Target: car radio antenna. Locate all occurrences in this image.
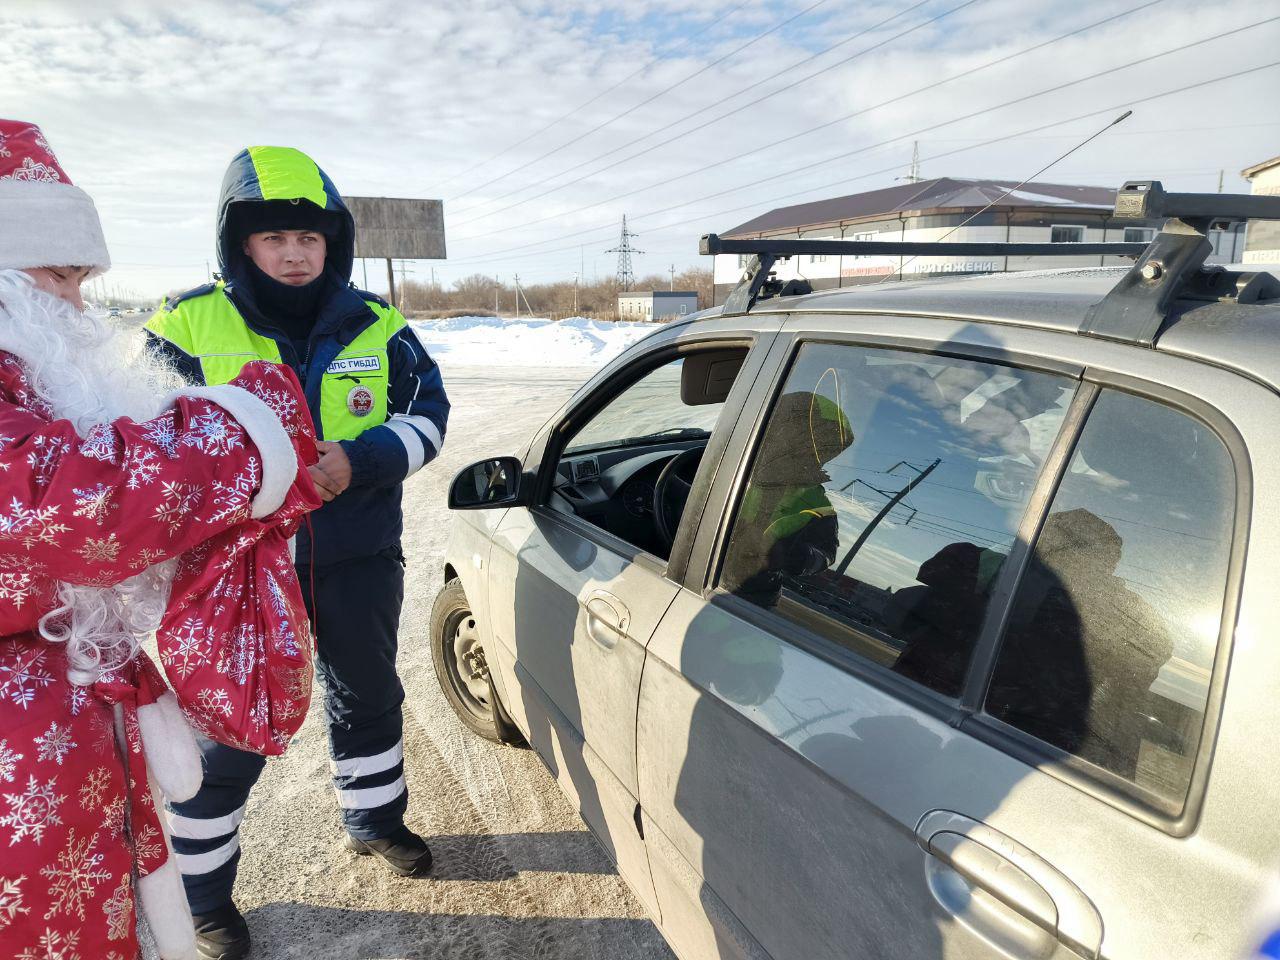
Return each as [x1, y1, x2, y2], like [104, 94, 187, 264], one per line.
[878, 109, 1134, 284]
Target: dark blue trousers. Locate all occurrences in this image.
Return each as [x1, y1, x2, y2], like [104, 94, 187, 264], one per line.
[167, 547, 408, 913]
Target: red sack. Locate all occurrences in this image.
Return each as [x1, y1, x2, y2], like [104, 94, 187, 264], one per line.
[156, 363, 322, 754]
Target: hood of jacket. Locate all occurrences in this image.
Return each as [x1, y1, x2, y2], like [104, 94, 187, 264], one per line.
[216, 146, 355, 282]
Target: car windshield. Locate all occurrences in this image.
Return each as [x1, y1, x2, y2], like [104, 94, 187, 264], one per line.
[566, 359, 722, 454]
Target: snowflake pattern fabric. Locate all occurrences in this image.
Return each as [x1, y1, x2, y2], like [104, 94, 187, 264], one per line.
[0, 357, 321, 956]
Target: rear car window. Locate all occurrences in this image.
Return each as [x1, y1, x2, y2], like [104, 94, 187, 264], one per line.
[985, 389, 1234, 810]
[719, 342, 1074, 698]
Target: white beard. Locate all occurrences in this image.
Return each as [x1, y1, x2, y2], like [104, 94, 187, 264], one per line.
[0, 269, 183, 684]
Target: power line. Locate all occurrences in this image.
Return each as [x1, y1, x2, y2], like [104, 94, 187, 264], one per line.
[440, 58, 1280, 269]
[451, 0, 1159, 230]
[432, 0, 755, 195]
[455, 7, 1262, 244]
[451, 0, 947, 220]
[881, 109, 1135, 282]
[447, 0, 833, 205]
[448, 13, 1269, 253]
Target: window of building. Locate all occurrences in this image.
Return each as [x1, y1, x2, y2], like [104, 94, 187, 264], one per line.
[985, 390, 1233, 809]
[851, 231, 877, 259]
[1123, 226, 1156, 244]
[719, 342, 1074, 699]
[809, 254, 828, 264]
[738, 254, 751, 269]
[1051, 225, 1086, 244]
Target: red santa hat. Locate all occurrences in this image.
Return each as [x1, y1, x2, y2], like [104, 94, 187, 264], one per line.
[0, 120, 111, 279]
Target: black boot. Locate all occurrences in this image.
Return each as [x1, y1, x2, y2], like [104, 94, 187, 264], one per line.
[192, 901, 251, 960]
[343, 824, 434, 877]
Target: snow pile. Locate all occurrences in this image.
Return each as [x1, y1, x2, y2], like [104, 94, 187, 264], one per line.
[411, 315, 659, 368]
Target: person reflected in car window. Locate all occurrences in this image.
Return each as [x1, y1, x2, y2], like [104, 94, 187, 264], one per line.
[988, 508, 1171, 779]
[887, 540, 1005, 696]
[724, 390, 853, 607]
[961, 377, 1066, 465]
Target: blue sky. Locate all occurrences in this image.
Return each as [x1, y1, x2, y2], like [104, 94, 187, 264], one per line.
[4, 0, 1278, 299]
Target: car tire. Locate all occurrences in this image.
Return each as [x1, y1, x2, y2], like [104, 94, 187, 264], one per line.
[430, 579, 524, 745]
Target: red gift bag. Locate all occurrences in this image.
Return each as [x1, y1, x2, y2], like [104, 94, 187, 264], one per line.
[157, 363, 322, 754]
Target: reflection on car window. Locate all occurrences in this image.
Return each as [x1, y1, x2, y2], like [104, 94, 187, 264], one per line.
[720, 342, 1073, 698]
[567, 359, 723, 454]
[986, 390, 1233, 809]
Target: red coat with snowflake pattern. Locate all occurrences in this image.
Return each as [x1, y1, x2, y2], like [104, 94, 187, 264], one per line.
[0, 354, 319, 959]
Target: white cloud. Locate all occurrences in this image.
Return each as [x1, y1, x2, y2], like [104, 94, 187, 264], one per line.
[2, 0, 1277, 297]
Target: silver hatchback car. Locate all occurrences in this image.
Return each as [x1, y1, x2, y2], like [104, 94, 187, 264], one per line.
[431, 183, 1280, 959]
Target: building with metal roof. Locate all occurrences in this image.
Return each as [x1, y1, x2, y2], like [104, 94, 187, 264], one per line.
[713, 177, 1245, 303]
[1241, 155, 1280, 263]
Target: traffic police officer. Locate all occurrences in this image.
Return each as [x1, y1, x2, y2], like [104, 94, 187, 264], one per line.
[145, 146, 449, 959]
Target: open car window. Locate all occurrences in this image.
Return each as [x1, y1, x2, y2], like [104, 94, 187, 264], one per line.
[552, 349, 748, 561]
[566, 359, 723, 454]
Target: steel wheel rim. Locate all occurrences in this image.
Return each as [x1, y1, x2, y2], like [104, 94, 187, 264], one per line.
[446, 608, 492, 718]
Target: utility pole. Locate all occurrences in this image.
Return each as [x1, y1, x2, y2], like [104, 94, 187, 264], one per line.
[573, 272, 579, 316]
[605, 215, 643, 291]
[835, 459, 941, 576]
[386, 258, 395, 313]
[206, 260, 212, 283]
[1218, 169, 1225, 193]
[514, 274, 520, 321]
[905, 141, 922, 183]
[668, 264, 675, 291]
[495, 275, 500, 317]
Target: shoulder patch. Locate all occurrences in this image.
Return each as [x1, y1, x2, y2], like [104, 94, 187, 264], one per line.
[164, 282, 218, 311]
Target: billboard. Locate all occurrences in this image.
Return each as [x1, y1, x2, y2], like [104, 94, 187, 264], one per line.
[343, 197, 446, 260]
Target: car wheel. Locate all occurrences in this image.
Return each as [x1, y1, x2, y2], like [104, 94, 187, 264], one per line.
[430, 579, 524, 745]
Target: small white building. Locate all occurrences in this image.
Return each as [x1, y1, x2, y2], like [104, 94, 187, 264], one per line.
[713, 177, 1246, 303]
[1241, 155, 1280, 263]
[618, 291, 699, 321]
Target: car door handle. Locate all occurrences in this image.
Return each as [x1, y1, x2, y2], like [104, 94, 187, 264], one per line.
[916, 810, 1103, 959]
[584, 590, 630, 650]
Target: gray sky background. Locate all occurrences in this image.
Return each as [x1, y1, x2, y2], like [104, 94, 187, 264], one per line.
[4, 0, 1278, 300]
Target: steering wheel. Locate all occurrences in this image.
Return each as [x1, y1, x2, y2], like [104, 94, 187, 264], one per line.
[654, 446, 705, 551]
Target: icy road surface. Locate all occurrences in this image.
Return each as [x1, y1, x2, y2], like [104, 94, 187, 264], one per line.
[234, 366, 676, 960]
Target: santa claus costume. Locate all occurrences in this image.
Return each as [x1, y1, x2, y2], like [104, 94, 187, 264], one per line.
[0, 122, 321, 959]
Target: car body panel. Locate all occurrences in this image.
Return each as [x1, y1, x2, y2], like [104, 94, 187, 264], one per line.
[474, 319, 785, 924]
[486, 507, 673, 913]
[439, 268, 1280, 960]
[636, 310, 1280, 960]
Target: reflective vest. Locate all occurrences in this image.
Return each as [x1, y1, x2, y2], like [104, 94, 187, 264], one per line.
[147, 282, 404, 441]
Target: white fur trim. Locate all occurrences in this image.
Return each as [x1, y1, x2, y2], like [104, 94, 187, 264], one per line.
[164, 383, 297, 518]
[137, 694, 203, 803]
[138, 857, 199, 960]
[0, 179, 111, 278]
[143, 777, 198, 959]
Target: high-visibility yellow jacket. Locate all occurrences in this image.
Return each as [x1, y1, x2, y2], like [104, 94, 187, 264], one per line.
[146, 145, 448, 565]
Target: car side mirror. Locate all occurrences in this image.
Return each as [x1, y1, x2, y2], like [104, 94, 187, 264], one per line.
[449, 457, 526, 510]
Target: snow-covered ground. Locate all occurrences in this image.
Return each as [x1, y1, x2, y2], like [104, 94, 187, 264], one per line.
[412, 315, 660, 368]
[231, 365, 674, 960]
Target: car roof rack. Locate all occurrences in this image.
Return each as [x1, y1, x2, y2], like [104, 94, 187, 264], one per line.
[703, 180, 1280, 345]
[700, 235, 1148, 315]
[1081, 181, 1280, 346]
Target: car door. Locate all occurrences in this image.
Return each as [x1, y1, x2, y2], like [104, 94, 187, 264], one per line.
[638, 314, 1274, 960]
[485, 323, 779, 915]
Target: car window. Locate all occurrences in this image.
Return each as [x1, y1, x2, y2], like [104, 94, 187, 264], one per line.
[985, 390, 1234, 809]
[719, 342, 1075, 698]
[567, 359, 723, 454]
